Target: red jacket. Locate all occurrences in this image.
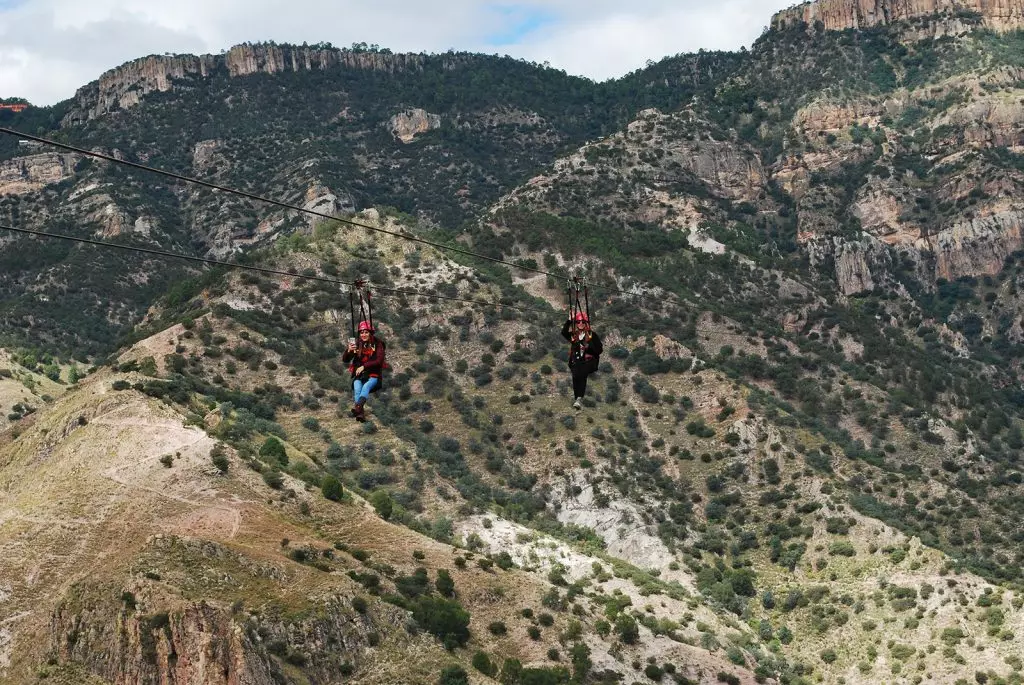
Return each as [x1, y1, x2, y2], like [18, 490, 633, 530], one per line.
[342, 338, 386, 382]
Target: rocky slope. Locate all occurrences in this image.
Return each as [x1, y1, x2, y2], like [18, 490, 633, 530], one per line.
[4, 212, 1024, 684]
[772, 0, 1024, 32]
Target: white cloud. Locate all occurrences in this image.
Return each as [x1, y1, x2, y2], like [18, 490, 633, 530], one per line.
[0, 0, 795, 105]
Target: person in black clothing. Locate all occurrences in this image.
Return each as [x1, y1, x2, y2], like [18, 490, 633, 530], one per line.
[561, 311, 603, 410]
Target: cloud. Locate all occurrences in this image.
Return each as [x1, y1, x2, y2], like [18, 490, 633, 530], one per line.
[0, 0, 795, 105]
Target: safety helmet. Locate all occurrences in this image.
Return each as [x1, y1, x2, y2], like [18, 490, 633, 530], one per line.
[358, 320, 374, 332]
[574, 312, 589, 324]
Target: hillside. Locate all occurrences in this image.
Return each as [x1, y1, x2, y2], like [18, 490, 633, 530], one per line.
[3, 4, 1024, 684]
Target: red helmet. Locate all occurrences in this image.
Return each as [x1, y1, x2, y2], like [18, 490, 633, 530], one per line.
[358, 321, 374, 332]
[574, 312, 589, 323]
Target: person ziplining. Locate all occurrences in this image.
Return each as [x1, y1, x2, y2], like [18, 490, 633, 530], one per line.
[341, 281, 386, 422]
[561, 277, 603, 411]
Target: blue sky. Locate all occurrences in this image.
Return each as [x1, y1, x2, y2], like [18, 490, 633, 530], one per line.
[484, 5, 559, 46]
[0, 0, 797, 105]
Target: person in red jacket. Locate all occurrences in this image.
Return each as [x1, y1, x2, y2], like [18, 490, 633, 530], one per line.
[561, 311, 603, 410]
[342, 320, 386, 421]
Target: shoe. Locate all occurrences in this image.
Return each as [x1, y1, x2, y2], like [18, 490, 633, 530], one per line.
[573, 398, 582, 411]
[353, 399, 366, 422]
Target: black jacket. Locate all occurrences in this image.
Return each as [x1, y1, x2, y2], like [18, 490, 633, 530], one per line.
[561, 320, 603, 368]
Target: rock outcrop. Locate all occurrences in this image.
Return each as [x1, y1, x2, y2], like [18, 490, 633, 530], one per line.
[772, 0, 1024, 32]
[387, 108, 442, 143]
[45, 538, 389, 685]
[0, 154, 76, 195]
[495, 108, 765, 229]
[805, 234, 895, 295]
[63, 44, 435, 123]
[925, 209, 1024, 279]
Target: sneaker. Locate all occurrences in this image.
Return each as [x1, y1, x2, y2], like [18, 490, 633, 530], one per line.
[573, 398, 582, 411]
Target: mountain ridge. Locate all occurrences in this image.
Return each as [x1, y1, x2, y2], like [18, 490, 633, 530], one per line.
[772, 0, 1024, 32]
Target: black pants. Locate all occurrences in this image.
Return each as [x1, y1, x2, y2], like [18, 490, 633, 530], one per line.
[570, 358, 599, 398]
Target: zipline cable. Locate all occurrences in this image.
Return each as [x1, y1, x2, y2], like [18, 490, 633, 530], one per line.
[0, 127, 644, 300]
[0, 223, 554, 317]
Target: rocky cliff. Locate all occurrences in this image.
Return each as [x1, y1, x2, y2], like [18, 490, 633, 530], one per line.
[0, 153, 76, 195]
[63, 44, 434, 124]
[771, 0, 1024, 32]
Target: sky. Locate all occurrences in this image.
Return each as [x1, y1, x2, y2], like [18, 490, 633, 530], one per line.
[0, 0, 799, 106]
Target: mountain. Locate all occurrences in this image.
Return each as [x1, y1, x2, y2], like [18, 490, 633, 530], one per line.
[4, 2, 1024, 684]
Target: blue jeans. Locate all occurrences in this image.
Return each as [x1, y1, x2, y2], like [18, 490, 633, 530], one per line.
[353, 377, 379, 403]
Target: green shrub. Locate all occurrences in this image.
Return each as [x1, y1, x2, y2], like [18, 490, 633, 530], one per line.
[262, 470, 284, 489]
[614, 614, 639, 644]
[210, 443, 229, 473]
[412, 596, 471, 649]
[321, 475, 343, 501]
[472, 651, 496, 676]
[259, 437, 288, 465]
[370, 490, 394, 520]
[436, 569, 455, 597]
[437, 664, 469, 685]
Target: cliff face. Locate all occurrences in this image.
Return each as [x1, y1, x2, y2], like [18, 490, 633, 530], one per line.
[47, 538, 389, 685]
[495, 108, 766, 231]
[0, 153, 76, 195]
[63, 44, 430, 123]
[771, 0, 1024, 31]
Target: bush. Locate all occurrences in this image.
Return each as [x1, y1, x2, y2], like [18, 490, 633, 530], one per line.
[500, 659, 523, 684]
[488, 620, 507, 636]
[259, 437, 288, 465]
[614, 614, 639, 644]
[262, 470, 284, 489]
[436, 569, 455, 597]
[302, 416, 321, 431]
[370, 490, 394, 520]
[352, 596, 368, 613]
[321, 475, 344, 501]
[472, 651, 496, 676]
[412, 596, 471, 649]
[437, 665, 469, 685]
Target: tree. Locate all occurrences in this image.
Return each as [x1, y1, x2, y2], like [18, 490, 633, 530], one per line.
[321, 475, 343, 501]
